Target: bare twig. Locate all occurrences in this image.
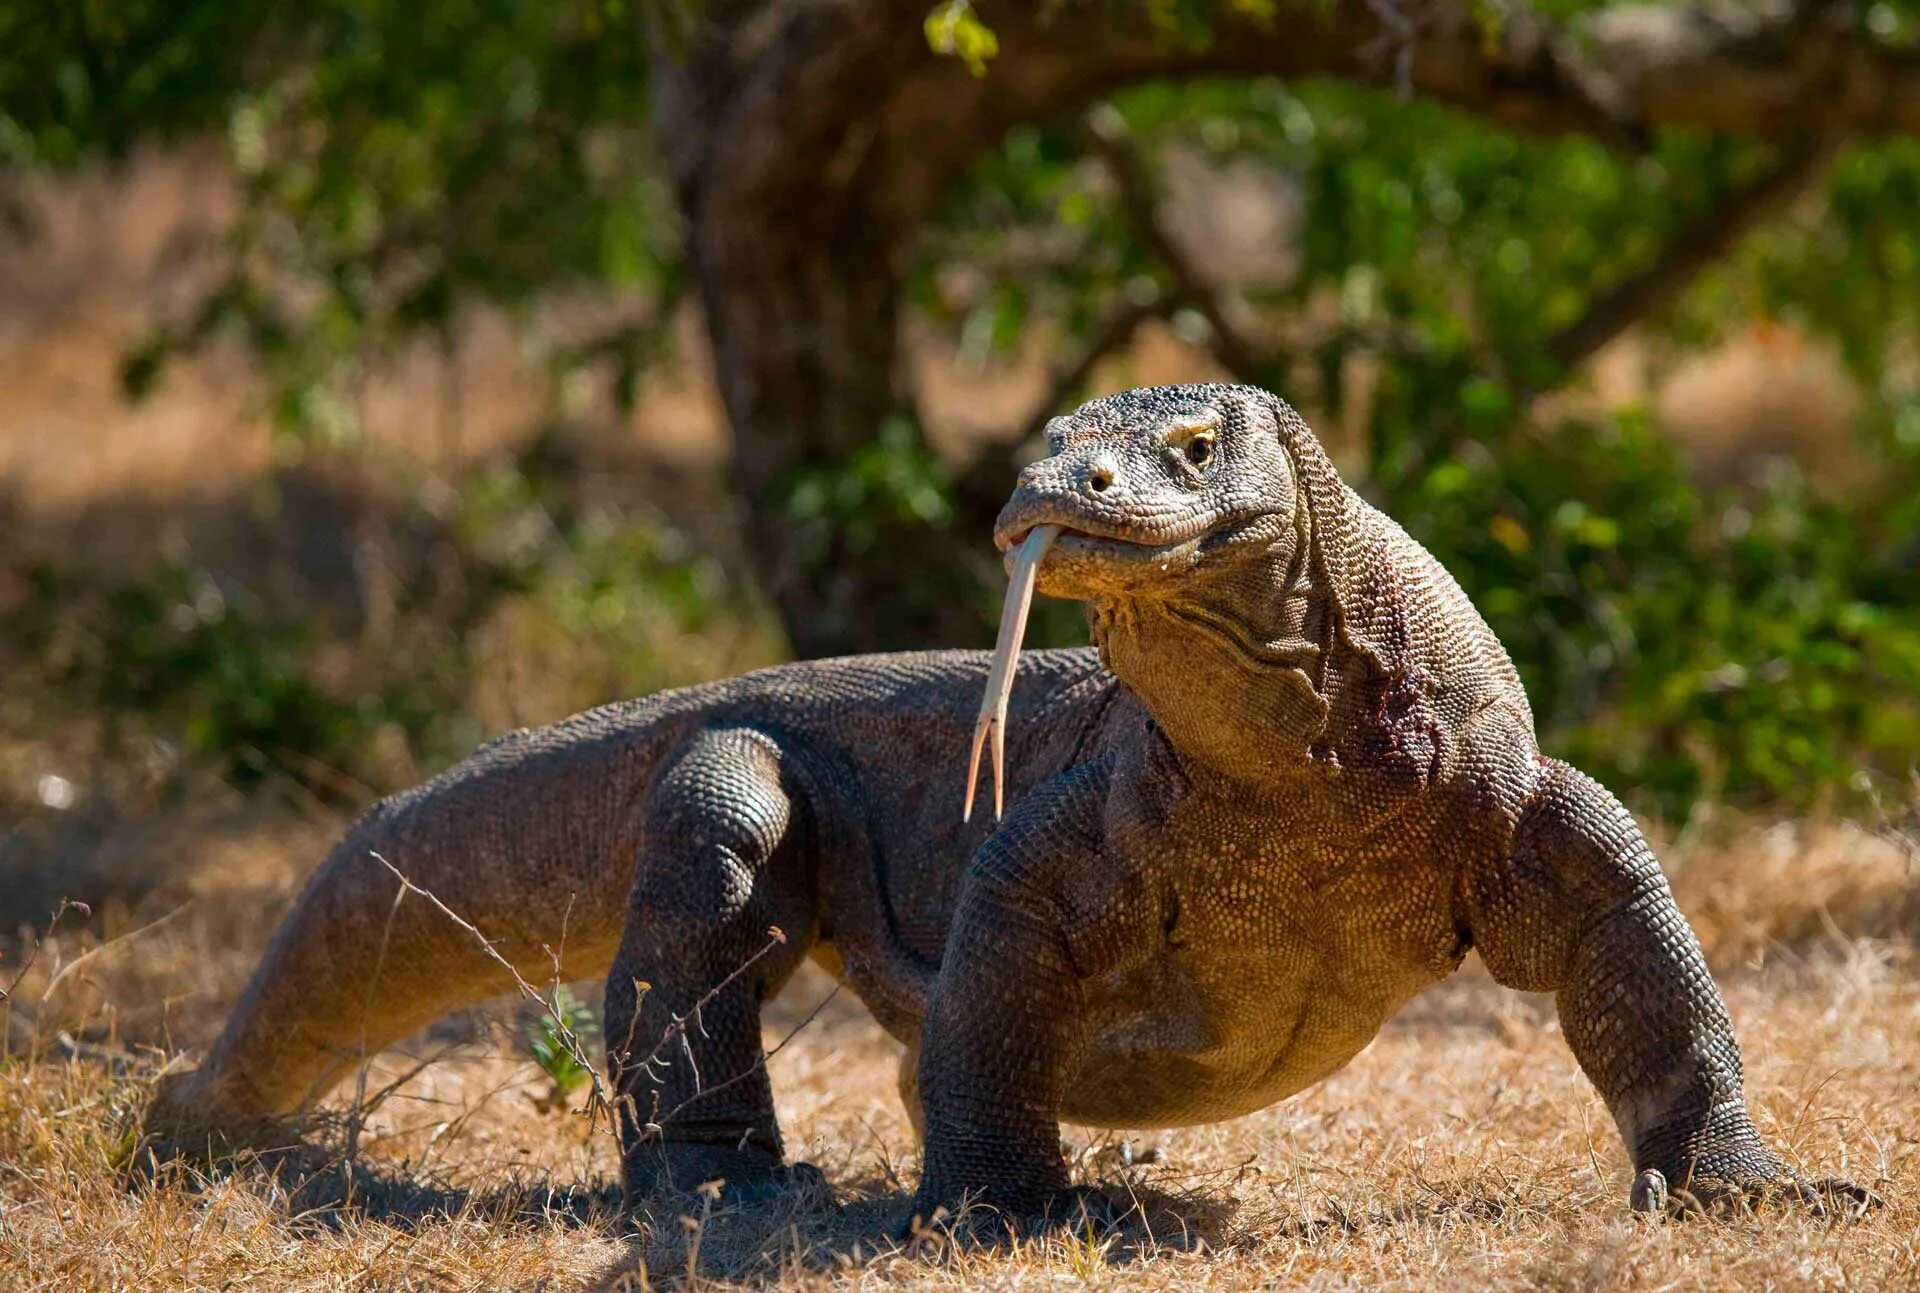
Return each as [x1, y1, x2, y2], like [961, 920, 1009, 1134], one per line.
[342, 877, 413, 1200]
[352, 1042, 470, 1122]
[366, 850, 619, 1136]
[607, 928, 789, 1130]
[0, 899, 91, 1005]
[1, 899, 92, 1045]
[38, 902, 190, 1001]
[953, 108, 1282, 519]
[365, 849, 809, 1159]
[641, 984, 842, 1140]
[1359, 0, 1418, 100]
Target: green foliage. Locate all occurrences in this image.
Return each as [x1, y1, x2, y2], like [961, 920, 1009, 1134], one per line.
[924, 1, 998, 76]
[919, 77, 1920, 814]
[7, 0, 678, 445]
[1259, 88, 1920, 811]
[782, 417, 956, 559]
[455, 452, 785, 701]
[1389, 410, 1920, 812]
[0, 0, 262, 164]
[772, 415, 1004, 649]
[18, 559, 460, 797]
[529, 985, 598, 1099]
[9, 4, 1920, 816]
[1686, 139, 1920, 390]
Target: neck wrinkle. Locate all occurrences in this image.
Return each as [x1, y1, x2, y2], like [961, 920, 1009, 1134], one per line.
[1086, 537, 1338, 787]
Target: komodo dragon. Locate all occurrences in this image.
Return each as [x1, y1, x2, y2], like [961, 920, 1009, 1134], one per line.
[152, 383, 1873, 1223]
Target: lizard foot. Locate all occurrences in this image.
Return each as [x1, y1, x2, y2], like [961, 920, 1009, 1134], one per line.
[626, 1143, 831, 1211]
[900, 1185, 1136, 1246]
[1630, 1166, 1881, 1220]
[1029, 1184, 1134, 1234]
[722, 1161, 830, 1208]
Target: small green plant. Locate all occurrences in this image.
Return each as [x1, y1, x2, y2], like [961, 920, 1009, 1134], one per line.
[528, 986, 599, 1105]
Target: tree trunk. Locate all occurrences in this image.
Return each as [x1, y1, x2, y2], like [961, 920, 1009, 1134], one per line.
[652, 4, 1008, 655]
[654, 0, 1920, 658]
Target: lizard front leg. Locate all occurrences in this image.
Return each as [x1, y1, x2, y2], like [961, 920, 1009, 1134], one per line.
[915, 760, 1160, 1225]
[607, 726, 819, 1208]
[1467, 758, 1875, 1215]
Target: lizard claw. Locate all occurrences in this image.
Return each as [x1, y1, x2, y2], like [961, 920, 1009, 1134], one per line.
[1629, 1168, 1669, 1214]
[962, 523, 1060, 824]
[1630, 1165, 1881, 1220]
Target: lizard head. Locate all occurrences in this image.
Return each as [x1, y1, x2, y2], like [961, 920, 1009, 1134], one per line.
[962, 384, 1390, 815]
[993, 383, 1307, 602]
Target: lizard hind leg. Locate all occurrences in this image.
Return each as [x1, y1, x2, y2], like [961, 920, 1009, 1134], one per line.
[608, 725, 823, 1209]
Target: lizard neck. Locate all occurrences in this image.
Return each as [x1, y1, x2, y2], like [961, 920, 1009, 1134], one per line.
[1090, 541, 1341, 785]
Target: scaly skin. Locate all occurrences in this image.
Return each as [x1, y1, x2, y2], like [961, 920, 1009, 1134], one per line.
[150, 384, 1872, 1224]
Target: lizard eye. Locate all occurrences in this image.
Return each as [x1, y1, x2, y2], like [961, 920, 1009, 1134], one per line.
[1184, 433, 1214, 468]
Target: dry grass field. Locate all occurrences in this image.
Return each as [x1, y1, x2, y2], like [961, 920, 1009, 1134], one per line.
[2, 149, 1917, 1291]
[1, 807, 1916, 1291]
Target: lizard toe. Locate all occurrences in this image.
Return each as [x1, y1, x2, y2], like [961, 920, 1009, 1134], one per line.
[1629, 1168, 1669, 1215]
[1632, 1165, 1879, 1220]
[1038, 1184, 1133, 1233]
[1802, 1176, 1882, 1219]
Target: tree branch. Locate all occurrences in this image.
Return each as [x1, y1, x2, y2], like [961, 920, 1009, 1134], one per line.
[1545, 141, 1837, 372]
[968, 1, 1920, 147]
[958, 102, 1301, 514]
[656, 0, 1920, 655]
[1080, 105, 1266, 380]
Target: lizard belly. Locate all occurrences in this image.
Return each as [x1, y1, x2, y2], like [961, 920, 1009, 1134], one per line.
[1062, 927, 1445, 1129]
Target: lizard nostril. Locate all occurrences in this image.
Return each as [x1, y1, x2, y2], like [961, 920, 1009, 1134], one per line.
[1087, 465, 1114, 494]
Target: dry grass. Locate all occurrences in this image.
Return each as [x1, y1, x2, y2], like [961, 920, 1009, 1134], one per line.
[2, 146, 1916, 1290]
[1, 811, 1915, 1291]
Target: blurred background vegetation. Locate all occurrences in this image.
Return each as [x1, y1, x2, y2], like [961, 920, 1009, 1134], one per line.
[2, 0, 1918, 863]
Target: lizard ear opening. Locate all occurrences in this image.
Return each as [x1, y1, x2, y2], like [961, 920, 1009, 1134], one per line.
[1252, 388, 1391, 674]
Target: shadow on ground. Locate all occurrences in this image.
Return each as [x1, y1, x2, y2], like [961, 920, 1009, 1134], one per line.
[132, 1123, 1259, 1286]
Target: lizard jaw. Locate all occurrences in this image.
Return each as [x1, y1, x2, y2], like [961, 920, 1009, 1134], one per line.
[995, 512, 1203, 555]
[999, 512, 1286, 596]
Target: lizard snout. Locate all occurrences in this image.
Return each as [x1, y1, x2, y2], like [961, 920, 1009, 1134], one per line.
[994, 451, 1141, 552]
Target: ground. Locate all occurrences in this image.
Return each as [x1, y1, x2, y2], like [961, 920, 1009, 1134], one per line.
[2, 139, 1914, 1293]
[0, 809, 1915, 1291]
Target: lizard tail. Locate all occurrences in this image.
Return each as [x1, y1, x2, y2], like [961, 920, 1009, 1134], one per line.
[149, 718, 657, 1142]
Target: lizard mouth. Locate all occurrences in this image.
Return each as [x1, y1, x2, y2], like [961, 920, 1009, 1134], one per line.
[994, 518, 1216, 577]
[995, 511, 1206, 556]
[962, 509, 1282, 824]
[1007, 523, 1151, 553]
[997, 512, 1273, 573]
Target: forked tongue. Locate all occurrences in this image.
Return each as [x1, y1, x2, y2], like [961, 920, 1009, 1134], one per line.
[963, 523, 1062, 823]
